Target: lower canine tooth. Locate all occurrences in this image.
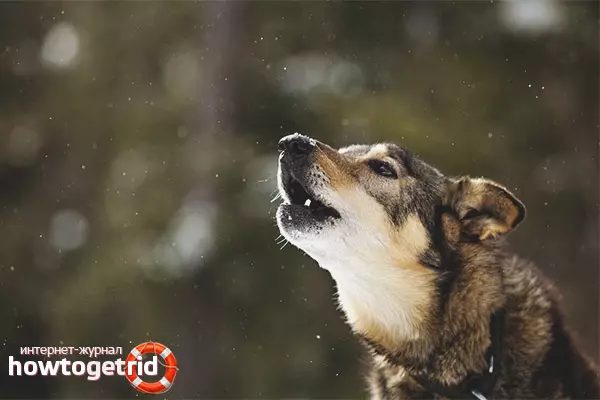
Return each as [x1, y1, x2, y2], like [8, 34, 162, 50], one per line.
[304, 199, 311, 207]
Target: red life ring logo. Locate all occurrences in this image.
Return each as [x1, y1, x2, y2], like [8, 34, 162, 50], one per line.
[125, 342, 178, 394]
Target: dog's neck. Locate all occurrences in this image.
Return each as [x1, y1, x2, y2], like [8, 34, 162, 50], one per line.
[323, 252, 505, 386]
[323, 257, 439, 349]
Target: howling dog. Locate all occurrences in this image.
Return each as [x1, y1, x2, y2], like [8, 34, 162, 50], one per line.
[274, 134, 599, 399]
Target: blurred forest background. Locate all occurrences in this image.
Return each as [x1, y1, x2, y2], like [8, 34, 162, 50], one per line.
[0, 1, 597, 398]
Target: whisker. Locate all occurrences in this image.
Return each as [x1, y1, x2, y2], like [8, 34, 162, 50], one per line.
[314, 142, 326, 154]
[270, 192, 282, 203]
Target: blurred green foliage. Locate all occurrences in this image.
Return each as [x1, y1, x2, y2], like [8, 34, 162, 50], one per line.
[0, 1, 597, 398]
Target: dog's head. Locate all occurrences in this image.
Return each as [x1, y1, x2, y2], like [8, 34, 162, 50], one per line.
[275, 134, 525, 345]
[276, 134, 525, 270]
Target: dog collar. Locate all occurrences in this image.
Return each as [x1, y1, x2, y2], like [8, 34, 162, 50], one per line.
[411, 308, 505, 400]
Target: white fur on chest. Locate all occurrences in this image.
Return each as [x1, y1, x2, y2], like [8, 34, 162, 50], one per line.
[324, 257, 433, 344]
[280, 183, 436, 347]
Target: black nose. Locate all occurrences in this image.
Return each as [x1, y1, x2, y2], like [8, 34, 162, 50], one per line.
[278, 134, 315, 156]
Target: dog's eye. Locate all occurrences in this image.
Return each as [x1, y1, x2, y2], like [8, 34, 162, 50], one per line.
[368, 160, 397, 179]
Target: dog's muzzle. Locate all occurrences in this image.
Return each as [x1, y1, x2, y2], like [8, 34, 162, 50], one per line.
[276, 134, 341, 226]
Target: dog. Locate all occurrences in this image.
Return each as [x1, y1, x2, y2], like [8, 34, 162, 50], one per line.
[274, 133, 599, 399]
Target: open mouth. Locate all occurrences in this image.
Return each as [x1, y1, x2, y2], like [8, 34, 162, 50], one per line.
[284, 175, 341, 221]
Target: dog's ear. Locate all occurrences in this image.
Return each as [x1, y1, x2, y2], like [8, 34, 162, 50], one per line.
[444, 177, 525, 241]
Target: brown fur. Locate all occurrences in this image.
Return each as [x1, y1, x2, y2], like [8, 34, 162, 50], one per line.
[365, 250, 599, 399]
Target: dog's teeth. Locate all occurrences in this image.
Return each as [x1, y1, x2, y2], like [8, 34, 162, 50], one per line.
[304, 199, 311, 207]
